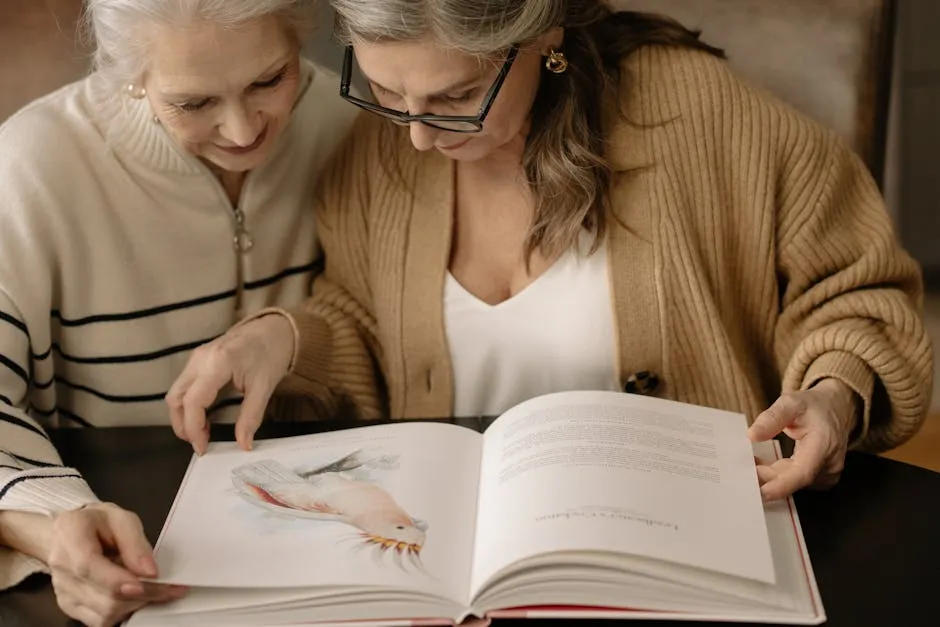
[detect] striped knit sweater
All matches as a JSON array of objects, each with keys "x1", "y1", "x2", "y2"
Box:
[
  {"x1": 0, "y1": 59, "x2": 357, "y2": 588},
  {"x1": 270, "y1": 45, "x2": 932, "y2": 452}
]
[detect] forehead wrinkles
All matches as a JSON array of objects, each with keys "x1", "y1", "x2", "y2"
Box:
[
  {"x1": 145, "y1": 18, "x2": 292, "y2": 95},
  {"x1": 356, "y1": 43, "x2": 500, "y2": 97}
]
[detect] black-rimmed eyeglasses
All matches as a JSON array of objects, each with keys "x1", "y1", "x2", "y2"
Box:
[{"x1": 339, "y1": 45, "x2": 519, "y2": 133}]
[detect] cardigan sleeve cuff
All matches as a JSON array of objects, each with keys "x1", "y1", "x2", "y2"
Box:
[{"x1": 799, "y1": 350, "x2": 875, "y2": 449}]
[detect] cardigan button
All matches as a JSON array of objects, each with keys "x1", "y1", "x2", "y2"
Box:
[{"x1": 624, "y1": 370, "x2": 660, "y2": 395}]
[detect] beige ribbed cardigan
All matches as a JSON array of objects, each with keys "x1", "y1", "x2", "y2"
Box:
[{"x1": 268, "y1": 45, "x2": 932, "y2": 452}]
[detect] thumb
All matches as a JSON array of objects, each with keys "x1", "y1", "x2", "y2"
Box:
[
  {"x1": 103, "y1": 507, "x2": 158, "y2": 579},
  {"x1": 749, "y1": 394, "x2": 804, "y2": 442},
  {"x1": 235, "y1": 383, "x2": 274, "y2": 451}
]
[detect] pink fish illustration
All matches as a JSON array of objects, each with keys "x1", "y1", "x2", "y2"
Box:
[{"x1": 231, "y1": 450, "x2": 428, "y2": 572}]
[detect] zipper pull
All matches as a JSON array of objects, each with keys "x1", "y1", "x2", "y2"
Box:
[{"x1": 232, "y1": 208, "x2": 254, "y2": 252}]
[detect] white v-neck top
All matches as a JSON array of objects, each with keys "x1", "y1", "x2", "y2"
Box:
[{"x1": 444, "y1": 235, "x2": 620, "y2": 417}]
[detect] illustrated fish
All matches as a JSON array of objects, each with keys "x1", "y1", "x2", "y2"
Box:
[{"x1": 231, "y1": 451, "x2": 428, "y2": 572}]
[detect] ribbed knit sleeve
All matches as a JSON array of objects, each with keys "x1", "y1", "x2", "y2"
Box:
[
  {"x1": 268, "y1": 115, "x2": 388, "y2": 419},
  {"x1": 615, "y1": 45, "x2": 931, "y2": 451},
  {"x1": 773, "y1": 123, "x2": 931, "y2": 452},
  {"x1": 0, "y1": 113, "x2": 100, "y2": 591}
]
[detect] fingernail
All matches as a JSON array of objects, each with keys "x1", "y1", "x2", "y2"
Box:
[
  {"x1": 121, "y1": 582, "x2": 144, "y2": 596},
  {"x1": 140, "y1": 556, "x2": 158, "y2": 577}
]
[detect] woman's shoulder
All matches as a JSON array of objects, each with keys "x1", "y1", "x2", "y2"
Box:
[
  {"x1": 612, "y1": 44, "x2": 843, "y2": 161},
  {"x1": 0, "y1": 74, "x2": 110, "y2": 178},
  {"x1": 1, "y1": 74, "x2": 102, "y2": 141},
  {"x1": 621, "y1": 45, "x2": 828, "y2": 129},
  {"x1": 288, "y1": 58, "x2": 361, "y2": 158}
]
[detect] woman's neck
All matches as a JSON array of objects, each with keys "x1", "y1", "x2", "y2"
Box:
[{"x1": 204, "y1": 159, "x2": 248, "y2": 206}]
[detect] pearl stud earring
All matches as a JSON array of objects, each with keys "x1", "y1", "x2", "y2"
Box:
[{"x1": 125, "y1": 83, "x2": 147, "y2": 99}]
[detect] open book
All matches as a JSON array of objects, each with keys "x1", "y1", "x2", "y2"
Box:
[{"x1": 125, "y1": 390, "x2": 825, "y2": 626}]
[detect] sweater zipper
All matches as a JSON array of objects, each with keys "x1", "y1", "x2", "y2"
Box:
[
  {"x1": 199, "y1": 164, "x2": 254, "y2": 316},
  {"x1": 232, "y1": 207, "x2": 254, "y2": 253},
  {"x1": 231, "y1": 205, "x2": 253, "y2": 316}
]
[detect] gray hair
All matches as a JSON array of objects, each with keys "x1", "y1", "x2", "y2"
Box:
[
  {"x1": 330, "y1": 0, "x2": 563, "y2": 55},
  {"x1": 82, "y1": 0, "x2": 320, "y2": 87}
]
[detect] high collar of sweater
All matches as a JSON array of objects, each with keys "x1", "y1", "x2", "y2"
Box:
[{"x1": 85, "y1": 60, "x2": 316, "y2": 176}]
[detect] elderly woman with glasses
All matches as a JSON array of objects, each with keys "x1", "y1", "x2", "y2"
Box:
[{"x1": 169, "y1": 0, "x2": 932, "y2": 507}]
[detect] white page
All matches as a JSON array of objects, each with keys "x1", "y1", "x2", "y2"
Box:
[
  {"x1": 150, "y1": 421, "x2": 482, "y2": 606},
  {"x1": 470, "y1": 390, "x2": 774, "y2": 596}
]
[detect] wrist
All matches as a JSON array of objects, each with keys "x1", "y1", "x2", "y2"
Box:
[
  {"x1": 263, "y1": 313, "x2": 297, "y2": 374},
  {"x1": 250, "y1": 311, "x2": 299, "y2": 374},
  {"x1": 813, "y1": 377, "x2": 861, "y2": 434},
  {"x1": 0, "y1": 510, "x2": 55, "y2": 564}
]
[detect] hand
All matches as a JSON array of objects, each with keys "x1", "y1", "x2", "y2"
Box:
[
  {"x1": 166, "y1": 313, "x2": 295, "y2": 454},
  {"x1": 47, "y1": 503, "x2": 186, "y2": 626},
  {"x1": 748, "y1": 378, "x2": 860, "y2": 502}
]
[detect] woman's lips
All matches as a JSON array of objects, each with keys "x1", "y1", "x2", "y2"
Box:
[
  {"x1": 215, "y1": 127, "x2": 268, "y2": 155},
  {"x1": 438, "y1": 137, "x2": 471, "y2": 151}
]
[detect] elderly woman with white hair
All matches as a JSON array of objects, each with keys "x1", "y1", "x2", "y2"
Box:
[{"x1": 0, "y1": 0, "x2": 355, "y2": 624}]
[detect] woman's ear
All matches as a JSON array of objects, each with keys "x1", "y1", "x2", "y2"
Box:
[{"x1": 537, "y1": 27, "x2": 565, "y2": 55}]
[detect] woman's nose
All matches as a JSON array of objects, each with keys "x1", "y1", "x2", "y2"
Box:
[
  {"x1": 219, "y1": 104, "x2": 262, "y2": 146},
  {"x1": 409, "y1": 122, "x2": 440, "y2": 152}
]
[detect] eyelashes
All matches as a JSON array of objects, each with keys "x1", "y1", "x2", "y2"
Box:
[{"x1": 173, "y1": 69, "x2": 288, "y2": 113}]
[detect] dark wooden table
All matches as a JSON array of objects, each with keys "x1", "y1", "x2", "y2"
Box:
[{"x1": 1, "y1": 420, "x2": 938, "y2": 626}]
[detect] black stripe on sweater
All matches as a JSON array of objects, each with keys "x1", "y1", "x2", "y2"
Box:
[
  {"x1": 51, "y1": 260, "x2": 318, "y2": 328},
  {"x1": 31, "y1": 378, "x2": 168, "y2": 403},
  {"x1": 33, "y1": 377, "x2": 54, "y2": 390},
  {"x1": 31, "y1": 394, "x2": 242, "y2": 422},
  {"x1": 0, "y1": 311, "x2": 28, "y2": 336},
  {"x1": 52, "y1": 290, "x2": 236, "y2": 327},
  {"x1": 0, "y1": 472, "x2": 83, "y2": 500},
  {"x1": 0, "y1": 394, "x2": 12, "y2": 406},
  {"x1": 32, "y1": 335, "x2": 215, "y2": 366},
  {"x1": 3, "y1": 451, "x2": 60, "y2": 468},
  {"x1": 56, "y1": 379, "x2": 168, "y2": 403},
  {"x1": 1, "y1": 410, "x2": 48, "y2": 440},
  {"x1": 244, "y1": 260, "x2": 321, "y2": 290},
  {"x1": 0, "y1": 354, "x2": 28, "y2": 385},
  {"x1": 51, "y1": 336, "x2": 218, "y2": 365},
  {"x1": 29, "y1": 404, "x2": 55, "y2": 418},
  {"x1": 57, "y1": 408, "x2": 94, "y2": 428}
]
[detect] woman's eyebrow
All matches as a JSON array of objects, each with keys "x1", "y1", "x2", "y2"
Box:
[
  {"x1": 368, "y1": 75, "x2": 479, "y2": 98},
  {"x1": 160, "y1": 56, "x2": 291, "y2": 100}
]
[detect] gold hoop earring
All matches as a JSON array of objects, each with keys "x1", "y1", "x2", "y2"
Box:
[
  {"x1": 545, "y1": 48, "x2": 568, "y2": 74},
  {"x1": 125, "y1": 83, "x2": 146, "y2": 99}
]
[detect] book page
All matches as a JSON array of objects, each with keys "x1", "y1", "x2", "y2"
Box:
[
  {"x1": 150, "y1": 421, "x2": 482, "y2": 606},
  {"x1": 470, "y1": 391, "x2": 774, "y2": 596}
]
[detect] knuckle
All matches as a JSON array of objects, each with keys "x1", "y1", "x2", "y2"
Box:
[
  {"x1": 191, "y1": 341, "x2": 216, "y2": 360},
  {"x1": 181, "y1": 391, "x2": 207, "y2": 412},
  {"x1": 780, "y1": 391, "x2": 807, "y2": 413},
  {"x1": 46, "y1": 542, "x2": 74, "y2": 571},
  {"x1": 205, "y1": 343, "x2": 236, "y2": 369},
  {"x1": 164, "y1": 389, "x2": 182, "y2": 408},
  {"x1": 72, "y1": 560, "x2": 91, "y2": 580}
]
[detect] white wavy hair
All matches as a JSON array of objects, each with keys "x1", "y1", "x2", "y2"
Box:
[{"x1": 81, "y1": 0, "x2": 320, "y2": 88}]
